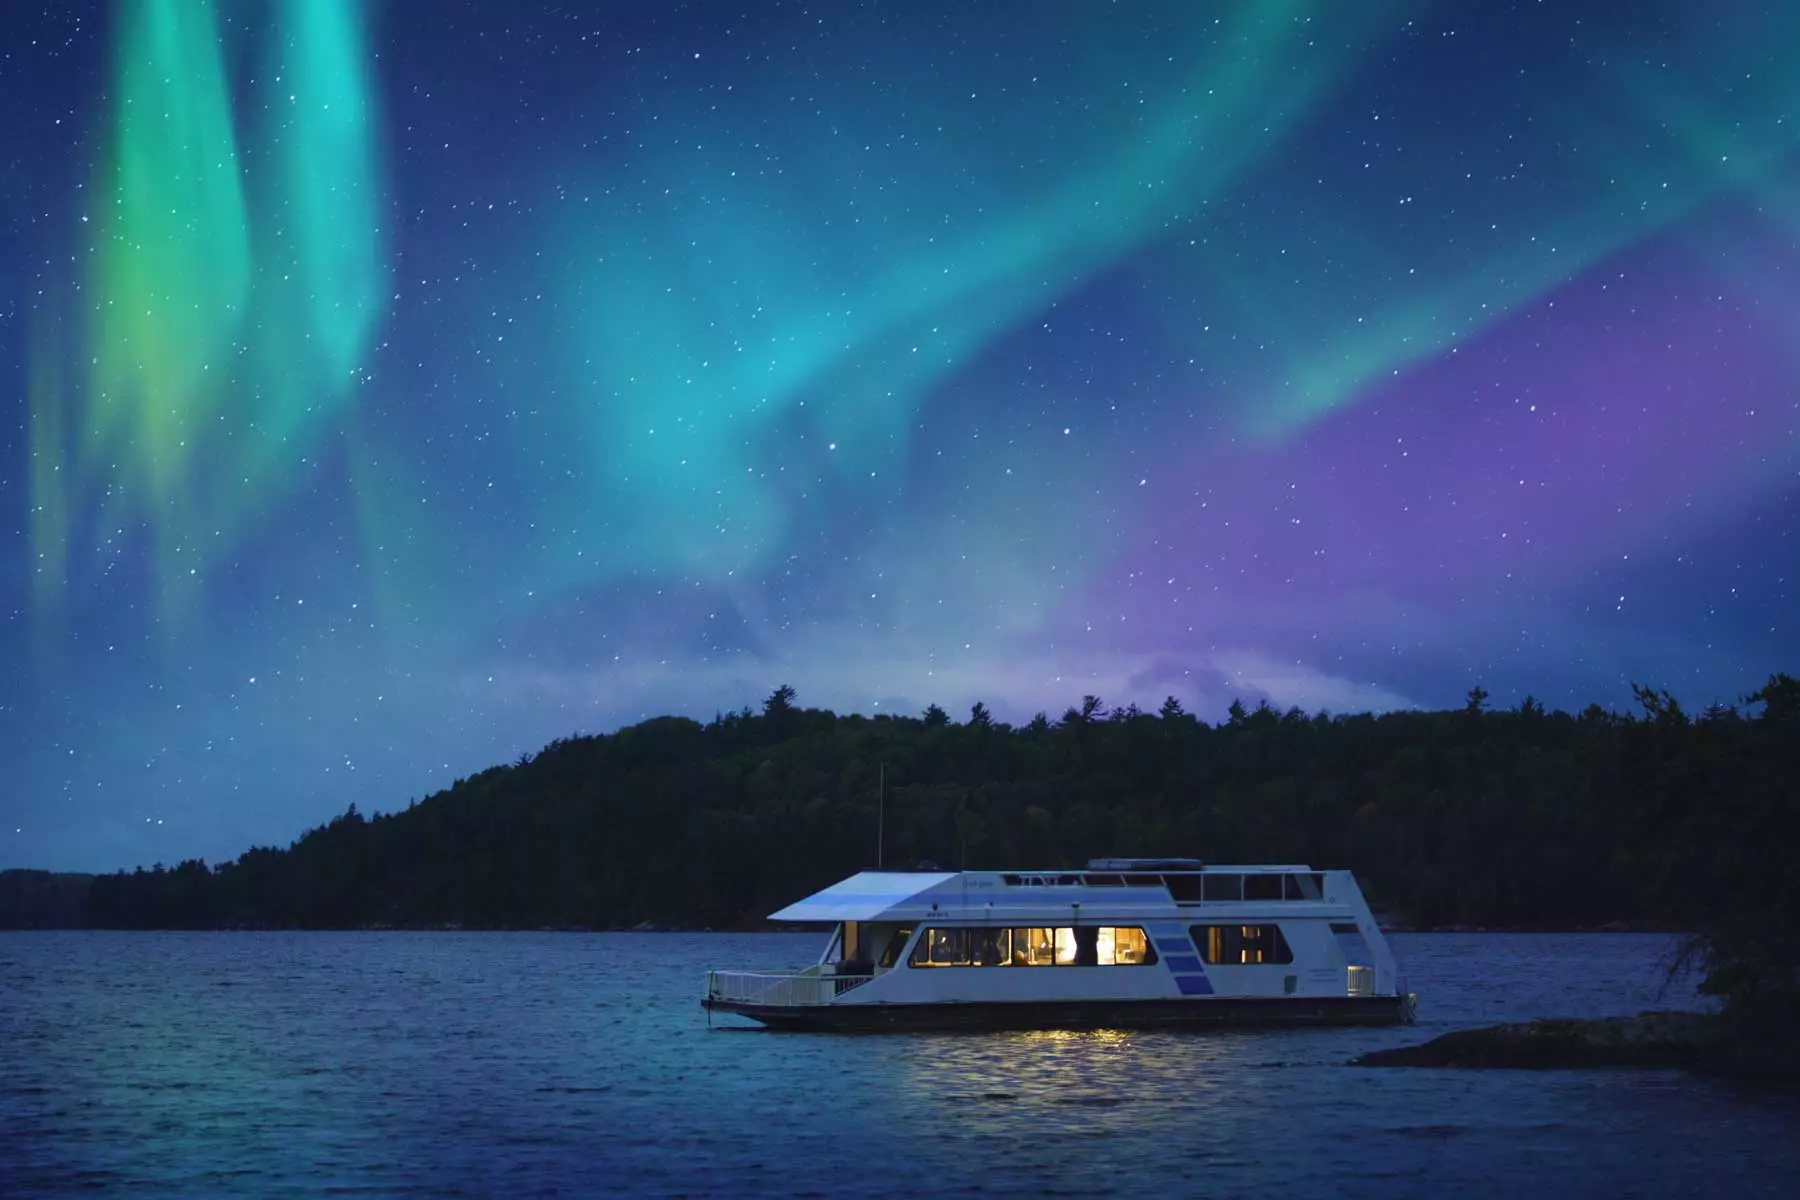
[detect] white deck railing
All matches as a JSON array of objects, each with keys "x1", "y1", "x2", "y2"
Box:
[{"x1": 705, "y1": 970, "x2": 873, "y2": 1008}]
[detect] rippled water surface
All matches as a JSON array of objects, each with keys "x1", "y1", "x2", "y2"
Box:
[{"x1": 4, "y1": 932, "x2": 1798, "y2": 1197}]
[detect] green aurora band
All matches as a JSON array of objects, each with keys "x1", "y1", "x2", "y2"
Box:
[
  {"x1": 30, "y1": 0, "x2": 385, "y2": 621},
  {"x1": 539, "y1": 1, "x2": 1407, "y2": 584}
]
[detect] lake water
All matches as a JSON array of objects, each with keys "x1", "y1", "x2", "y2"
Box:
[{"x1": 3, "y1": 932, "x2": 1798, "y2": 1197}]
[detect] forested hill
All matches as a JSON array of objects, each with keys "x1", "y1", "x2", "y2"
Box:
[{"x1": 15, "y1": 675, "x2": 1790, "y2": 943}]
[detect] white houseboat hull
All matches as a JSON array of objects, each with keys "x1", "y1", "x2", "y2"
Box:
[{"x1": 705, "y1": 993, "x2": 1416, "y2": 1031}]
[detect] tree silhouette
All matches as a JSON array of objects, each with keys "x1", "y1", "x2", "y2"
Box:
[
  {"x1": 1746, "y1": 672, "x2": 1800, "y2": 722},
  {"x1": 1631, "y1": 682, "x2": 1686, "y2": 725}
]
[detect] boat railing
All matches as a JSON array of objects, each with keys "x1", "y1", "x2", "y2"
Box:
[{"x1": 706, "y1": 970, "x2": 873, "y2": 1007}]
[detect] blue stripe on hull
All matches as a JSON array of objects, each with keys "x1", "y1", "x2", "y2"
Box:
[{"x1": 1174, "y1": 974, "x2": 1215, "y2": 995}]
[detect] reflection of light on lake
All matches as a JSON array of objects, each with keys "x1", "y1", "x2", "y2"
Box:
[{"x1": 888, "y1": 1030, "x2": 1260, "y2": 1141}]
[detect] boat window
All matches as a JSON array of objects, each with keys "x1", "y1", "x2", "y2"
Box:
[
  {"x1": 972, "y1": 928, "x2": 1011, "y2": 966},
  {"x1": 1094, "y1": 927, "x2": 1159, "y2": 966},
  {"x1": 912, "y1": 928, "x2": 971, "y2": 967},
  {"x1": 878, "y1": 927, "x2": 915, "y2": 969},
  {"x1": 1009, "y1": 927, "x2": 1078, "y2": 965},
  {"x1": 1166, "y1": 874, "x2": 1203, "y2": 902},
  {"x1": 1083, "y1": 874, "x2": 1125, "y2": 886},
  {"x1": 1190, "y1": 923, "x2": 1294, "y2": 965},
  {"x1": 1242, "y1": 874, "x2": 1284, "y2": 900},
  {"x1": 1123, "y1": 874, "x2": 1164, "y2": 888},
  {"x1": 1202, "y1": 874, "x2": 1243, "y2": 901},
  {"x1": 907, "y1": 927, "x2": 1083, "y2": 966}
]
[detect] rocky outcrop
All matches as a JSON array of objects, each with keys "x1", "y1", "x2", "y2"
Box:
[{"x1": 1352, "y1": 1011, "x2": 1722, "y2": 1071}]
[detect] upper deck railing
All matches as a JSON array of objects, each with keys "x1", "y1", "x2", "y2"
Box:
[{"x1": 998, "y1": 869, "x2": 1328, "y2": 903}]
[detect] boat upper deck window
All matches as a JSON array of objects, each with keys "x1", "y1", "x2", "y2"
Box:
[
  {"x1": 1243, "y1": 874, "x2": 1284, "y2": 901},
  {"x1": 906, "y1": 926, "x2": 1158, "y2": 967},
  {"x1": 1167, "y1": 873, "x2": 1203, "y2": 902},
  {"x1": 1202, "y1": 874, "x2": 1243, "y2": 902}
]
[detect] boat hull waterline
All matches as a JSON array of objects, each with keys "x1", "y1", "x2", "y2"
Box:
[{"x1": 705, "y1": 994, "x2": 1417, "y2": 1032}]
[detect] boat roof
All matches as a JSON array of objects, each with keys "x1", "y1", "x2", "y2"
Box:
[{"x1": 768, "y1": 871, "x2": 959, "y2": 921}]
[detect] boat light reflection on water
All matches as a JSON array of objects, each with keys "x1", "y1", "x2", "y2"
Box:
[{"x1": 888, "y1": 1028, "x2": 1260, "y2": 1137}]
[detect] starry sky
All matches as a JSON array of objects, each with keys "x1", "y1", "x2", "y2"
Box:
[{"x1": 4, "y1": 0, "x2": 1798, "y2": 871}]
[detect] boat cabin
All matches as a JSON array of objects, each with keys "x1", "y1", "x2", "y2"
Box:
[{"x1": 703, "y1": 859, "x2": 1416, "y2": 1030}]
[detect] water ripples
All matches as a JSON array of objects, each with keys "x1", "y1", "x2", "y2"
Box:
[{"x1": 2, "y1": 931, "x2": 1797, "y2": 1197}]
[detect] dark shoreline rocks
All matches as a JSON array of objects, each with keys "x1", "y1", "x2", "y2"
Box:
[
  {"x1": 1353, "y1": 1011, "x2": 1799, "y2": 1083},
  {"x1": 1353, "y1": 1011, "x2": 1717, "y2": 1070}
]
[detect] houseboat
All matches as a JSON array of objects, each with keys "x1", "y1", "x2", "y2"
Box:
[{"x1": 703, "y1": 858, "x2": 1417, "y2": 1030}]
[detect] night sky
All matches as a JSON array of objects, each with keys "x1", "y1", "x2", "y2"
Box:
[{"x1": 4, "y1": 1, "x2": 1797, "y2": 871}]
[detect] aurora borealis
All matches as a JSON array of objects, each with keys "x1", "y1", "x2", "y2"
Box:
[{"x1": 5, "y1": 1, "x2": 1798, "y2": 870}]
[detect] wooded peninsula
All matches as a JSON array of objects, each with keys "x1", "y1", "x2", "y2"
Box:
[{"x1": 4, "y1": 676, "x2": 1797, "y2": 1048}]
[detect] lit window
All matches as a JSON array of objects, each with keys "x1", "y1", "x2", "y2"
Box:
[
  {"x1": 1015, "y1": 927, "x2": 1061, "y2": 966},
  {"x1": 1114, "y1": 926, "x2": 1151, "y2": 964},
  {"x1": 905, "y1": 926, "x2": 1142, "y2": 966},
  {"x1": 1094, "y1": 926, "x2": 1156, "y2": 964}
]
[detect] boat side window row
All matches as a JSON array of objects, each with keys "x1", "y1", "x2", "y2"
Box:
[{"x1": 909, "y1": 926, "x2": 1158, "y2": 968}]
